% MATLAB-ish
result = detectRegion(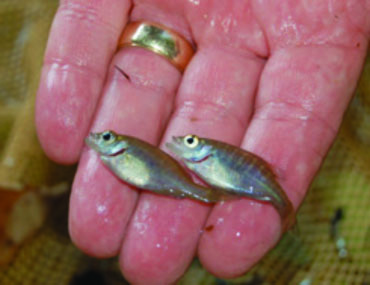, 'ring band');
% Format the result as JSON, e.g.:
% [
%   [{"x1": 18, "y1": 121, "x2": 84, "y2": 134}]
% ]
[{"x1": 117, "y1": 21, "x2": 194, "y2": 72}]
